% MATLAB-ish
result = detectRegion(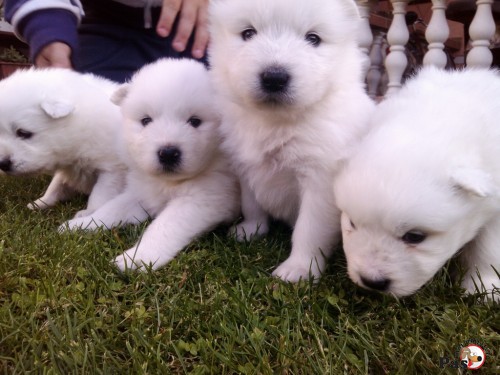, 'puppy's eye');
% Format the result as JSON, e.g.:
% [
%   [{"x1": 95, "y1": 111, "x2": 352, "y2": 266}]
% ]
[
  {"x1": 401, "y1": 230, "x2": 427, "y2": 245},
  {"x1": 305, "y1": 32, "x2": 321, "y2": 47},
  {"x1": 187, "y1": 116, "x2": 202, "y2": 128},
  {"x1": 140, "y1": 116, "x2": 153, "y2": 126},
  {"x1": 241, "y1": 27, "x2": 257, "y2": 41},
  {"x1": 16, "y1": 129, "x2": 33, "y2": 139}
]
